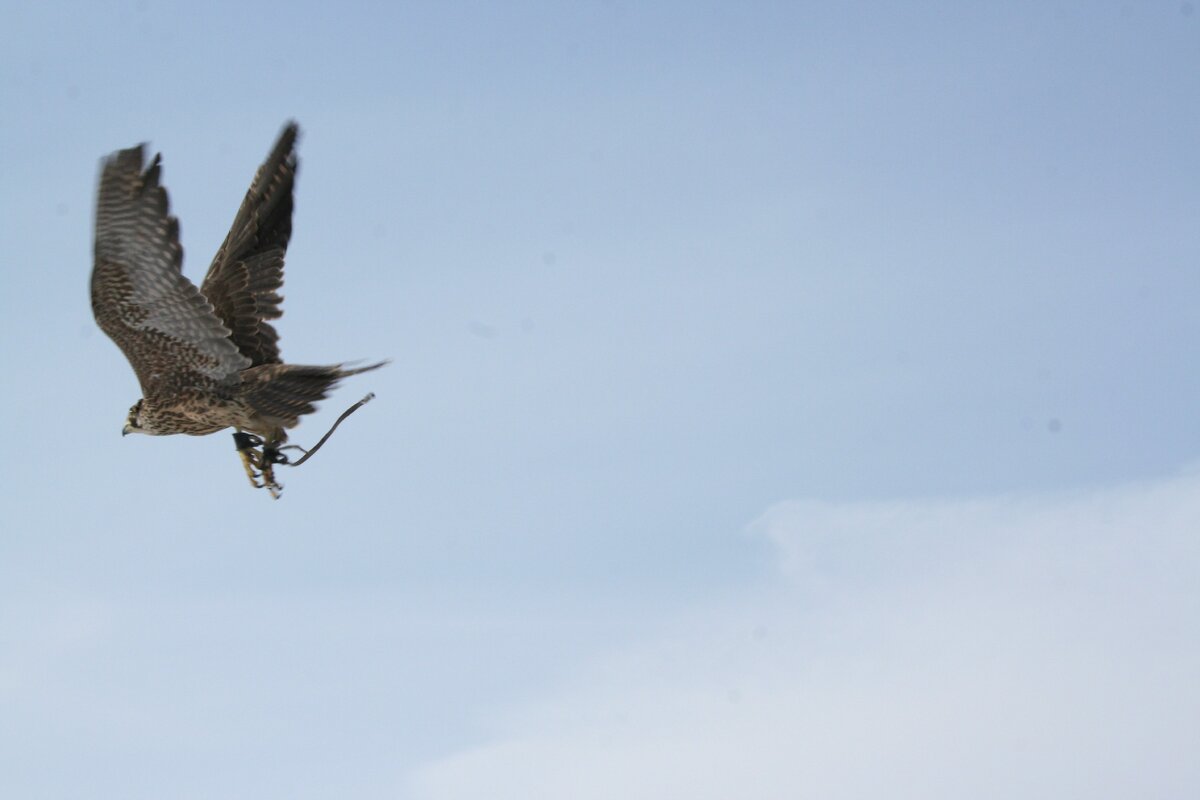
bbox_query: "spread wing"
[92,145,250,400]
[201,122,298,367]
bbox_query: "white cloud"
[409,473,1200,799]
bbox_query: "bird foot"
[260,460,283,499]
[259,445,285,499]
[233,431,284,499]
[229,396,369,499]
[234,432,264,487]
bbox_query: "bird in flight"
[91,122,385,498]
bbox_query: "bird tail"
[241,360,388,429]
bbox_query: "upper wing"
[92,145,250,400]
[201,122,299,367]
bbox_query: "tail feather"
[241,360,387,428]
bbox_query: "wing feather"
[92,145,250,400]
[201,122,298,366]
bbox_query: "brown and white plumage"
[201,123,296,368]
[91,122,385,481]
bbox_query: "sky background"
[2,1,1199,797]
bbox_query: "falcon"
[92,122,386,498]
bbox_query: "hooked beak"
[122,424,132,437]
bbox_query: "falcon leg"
[233,430,264,489]
[259,434,286,500]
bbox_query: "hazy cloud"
[410,472,1200,799]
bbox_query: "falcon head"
[122,400,146,436]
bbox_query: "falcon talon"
[92,122,388,499]
[261,459,283,498]
[236,441,265,489]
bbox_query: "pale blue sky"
[3,2,1199,798]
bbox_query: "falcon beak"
[122,423,132,437]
